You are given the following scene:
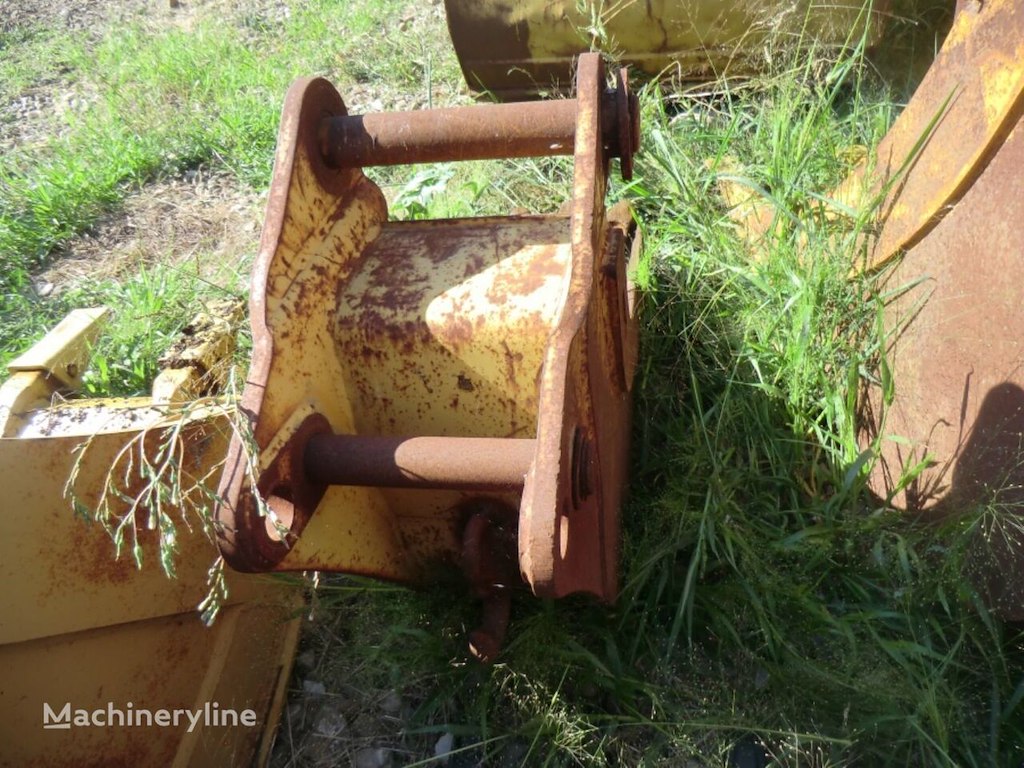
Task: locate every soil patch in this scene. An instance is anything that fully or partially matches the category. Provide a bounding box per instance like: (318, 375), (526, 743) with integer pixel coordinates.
(0, 0), (146, 37)
(35, 169), (264, 296)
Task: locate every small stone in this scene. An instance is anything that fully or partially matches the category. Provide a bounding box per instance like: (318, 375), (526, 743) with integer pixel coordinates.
(754, 667), (770, 690)
(313, 703), (347, 738)
(353, 746), (392, 768)
(379, 690), (402, 714)
(434, 732), (455, 764)
(302, 679), (326, 696)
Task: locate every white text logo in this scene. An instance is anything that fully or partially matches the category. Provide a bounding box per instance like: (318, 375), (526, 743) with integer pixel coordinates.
(42, 702), (257, 733)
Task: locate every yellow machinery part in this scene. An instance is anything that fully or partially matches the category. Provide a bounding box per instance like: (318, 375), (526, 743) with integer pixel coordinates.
(0, 308), (301, 766)
(444, 0), (888, 99)
(214, 54), (640, 659)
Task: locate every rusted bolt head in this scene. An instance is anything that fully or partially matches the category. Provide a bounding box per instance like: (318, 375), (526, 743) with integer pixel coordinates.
(615, 67), (637, 181)
(571, 427), (593, 508)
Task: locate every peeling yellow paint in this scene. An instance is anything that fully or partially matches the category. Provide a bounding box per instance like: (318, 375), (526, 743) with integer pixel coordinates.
(979, 51), (1024, 127)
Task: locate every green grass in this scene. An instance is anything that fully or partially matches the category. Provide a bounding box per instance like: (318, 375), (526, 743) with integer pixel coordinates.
(3, 1), (1022, 765)
(0, 25), (77, 104)
(72, 266), (239, 397)
(0, 0), (462, 372)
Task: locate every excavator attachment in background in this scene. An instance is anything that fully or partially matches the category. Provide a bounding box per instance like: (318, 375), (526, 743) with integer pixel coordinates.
(444, 0), (889, 99)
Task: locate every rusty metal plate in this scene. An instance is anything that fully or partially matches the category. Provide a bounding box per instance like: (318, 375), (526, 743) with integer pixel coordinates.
(214, 76), (409, 579)
(0, 418), (231, 643)
(860, 113), (1024, 618)
(284, 215), (574, 577)
(220, 206), (577, 578)
(518, 57), (636, 600)
(0, 406), (300, 766)
(0, 601), (298, 768)
(853, 0), (1024, 621)
(0, 301), (301, 763)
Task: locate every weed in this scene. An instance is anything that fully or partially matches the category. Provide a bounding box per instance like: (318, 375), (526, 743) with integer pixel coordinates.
(63, 382), (278, 625)
(64, 397), (229, 620)
(67, 265), (238, 397)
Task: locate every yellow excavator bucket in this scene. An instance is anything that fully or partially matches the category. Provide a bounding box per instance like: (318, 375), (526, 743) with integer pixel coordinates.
(444, 0), (889, 98)
(0, 308), (301, 767)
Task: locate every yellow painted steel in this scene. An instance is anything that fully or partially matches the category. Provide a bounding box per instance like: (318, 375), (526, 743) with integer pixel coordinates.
(837, 0), (1024, 618)
(446, 0), (885, 97)
(6, 306), (108, 389)
(218, 59), (639, 625)
(248, 213), (572, 576)
(0, 311), (301, 767)
(522, 0), (877, 72)
(0, 307), (109, 437)
(834, 0), (1024, 272)
(219, 76), (583, 579)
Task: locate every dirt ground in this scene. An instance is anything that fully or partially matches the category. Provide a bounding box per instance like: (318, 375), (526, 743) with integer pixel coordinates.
(35, 170), (264, 297)
(3, 0), (272, 296)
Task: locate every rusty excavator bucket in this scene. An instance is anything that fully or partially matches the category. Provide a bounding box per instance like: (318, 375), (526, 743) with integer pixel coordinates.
(846, 0), (1024, 618)
(214, 52), (641, 662)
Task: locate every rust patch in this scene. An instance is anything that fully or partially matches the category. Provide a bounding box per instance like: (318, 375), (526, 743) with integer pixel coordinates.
(321, 100), (578, 167)
(857, 1), (1024, 620)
